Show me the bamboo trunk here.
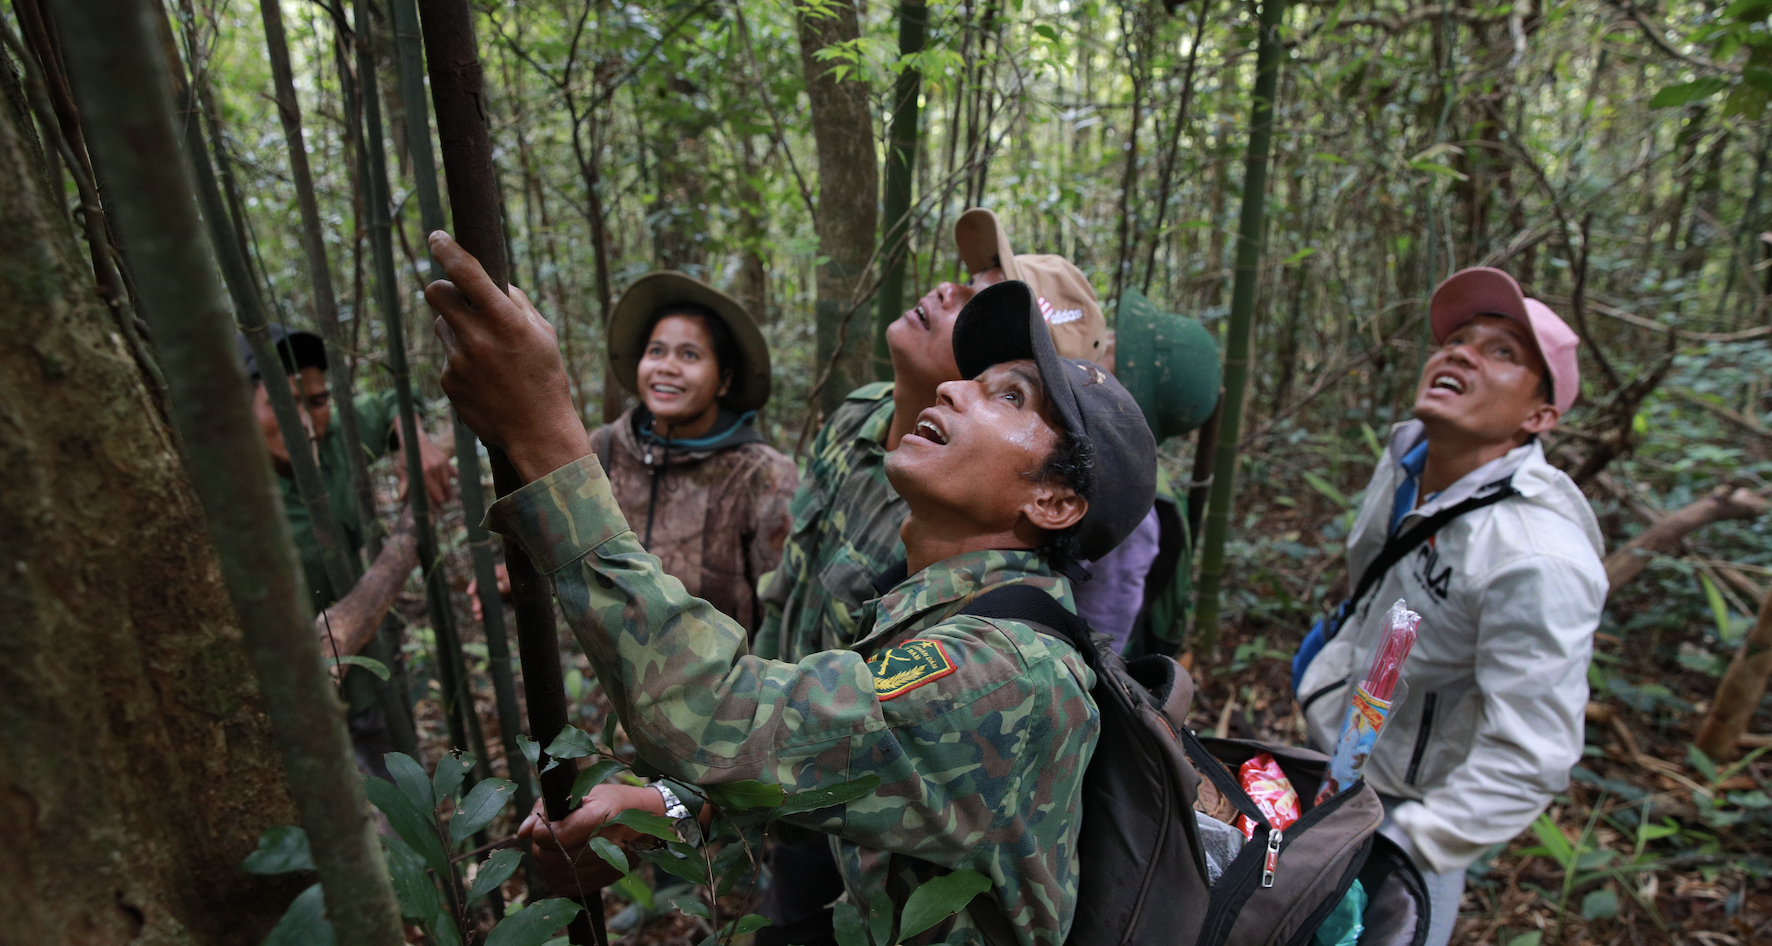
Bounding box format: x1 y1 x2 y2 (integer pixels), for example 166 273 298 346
415 0 600 940
1192 0 1289 650
354 0 487 770
390 0 535 817
872 0 927 381
48 0 405 940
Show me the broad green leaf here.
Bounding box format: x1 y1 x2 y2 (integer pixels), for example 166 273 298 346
1726 0 1772 22
1300 470 1350 507
1638 820 1680 843
1650 78 1729 109
703 779 785 811
243 825 313 874
774 774 882 818
730 914 773 935
1688 743 1720 785
1581 888 1618 920
1698 574 1734 641
669 896 712 920
607 808 678 840
832 901 869 946
261 883 335 946
589 836 631 874
868 888 893 946
1407 160 1469 181
364 775 449 874
485 898 584 946
638 845 709 885
1280 246 1317 266
1360 422 1383 461
1504 933 1542 946
1529 813 1575 869
450 778 517 844
385 752 435 814
1728 789 1771 808
601 709 622 752
569 759 626 804
516 733 542 770
383 833 442 920
1033 24 1059 41
432 752 476 803
432 909 463 946
613 873 653 909
328 654 390 680
1576 848 1617 870
466 848 525 904
898 869 992 940
545 725 597 761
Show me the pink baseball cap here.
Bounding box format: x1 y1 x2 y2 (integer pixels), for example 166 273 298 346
1429 267 1581 413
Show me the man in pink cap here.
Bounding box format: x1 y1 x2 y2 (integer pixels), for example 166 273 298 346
1294 267 1606 946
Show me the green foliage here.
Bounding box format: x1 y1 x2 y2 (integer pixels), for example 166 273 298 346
242 825 313 875
484 899 584 946
261 884 335 946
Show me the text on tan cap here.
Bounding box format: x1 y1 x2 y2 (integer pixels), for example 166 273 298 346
953 207 1107 363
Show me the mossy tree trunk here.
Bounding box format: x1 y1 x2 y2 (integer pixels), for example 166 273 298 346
0 64 301 946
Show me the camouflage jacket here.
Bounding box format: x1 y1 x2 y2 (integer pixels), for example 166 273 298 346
589 406 798 634
487 456 1100 946
753 382 907 662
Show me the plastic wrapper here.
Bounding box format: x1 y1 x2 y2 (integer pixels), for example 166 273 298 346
1311 879 1367 946
1315 599 1421 804
1194 810 1244 885
1233 752 1302 841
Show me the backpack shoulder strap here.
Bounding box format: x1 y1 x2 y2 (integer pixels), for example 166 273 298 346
958 583 1097 671
1341 480 1518 625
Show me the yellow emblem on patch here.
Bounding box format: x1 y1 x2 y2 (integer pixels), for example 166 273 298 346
867 639 957 701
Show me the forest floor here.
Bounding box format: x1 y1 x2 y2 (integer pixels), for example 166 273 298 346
387 450 1771 946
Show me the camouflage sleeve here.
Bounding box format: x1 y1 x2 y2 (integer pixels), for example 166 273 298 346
753 429 831 660
745 449 799 615
352 389 402 460
485 456 1095 933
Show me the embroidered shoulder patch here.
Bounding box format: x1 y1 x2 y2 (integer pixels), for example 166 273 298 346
867 639 957 700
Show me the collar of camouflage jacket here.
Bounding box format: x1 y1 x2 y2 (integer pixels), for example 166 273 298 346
853 548 1075 652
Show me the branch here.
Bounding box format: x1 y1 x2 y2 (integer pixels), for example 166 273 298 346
1603 486 1769 596
1605 0 1740 75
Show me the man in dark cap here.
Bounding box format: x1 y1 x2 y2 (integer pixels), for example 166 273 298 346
242 325 454 773
422 231 1156 945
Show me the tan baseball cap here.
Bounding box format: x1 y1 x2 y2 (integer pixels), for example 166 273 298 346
954 207 1106 363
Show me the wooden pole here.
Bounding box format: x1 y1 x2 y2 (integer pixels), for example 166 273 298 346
871 0 926 381
415 1 600 940
48 0 405 940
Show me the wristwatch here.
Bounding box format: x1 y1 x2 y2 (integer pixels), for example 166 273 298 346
652 781 691 821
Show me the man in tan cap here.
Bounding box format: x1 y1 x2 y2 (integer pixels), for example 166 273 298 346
748 207 1105 945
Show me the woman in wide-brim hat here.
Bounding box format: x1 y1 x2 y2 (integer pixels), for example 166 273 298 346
589 271 797 633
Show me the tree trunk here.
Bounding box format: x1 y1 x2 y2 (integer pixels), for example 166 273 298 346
797 0 878 416
37 0 408 940
0 68 303 946
1696 588 1772 762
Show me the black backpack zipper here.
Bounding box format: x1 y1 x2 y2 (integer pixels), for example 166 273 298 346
1404 692 1439 785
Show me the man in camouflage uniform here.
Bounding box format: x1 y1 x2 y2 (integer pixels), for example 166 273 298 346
754 207 1110 664
424 232 1155 944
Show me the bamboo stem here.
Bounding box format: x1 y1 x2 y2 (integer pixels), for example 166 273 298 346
354 0 487 771
391 0 536 816
415 0 599 940
1192 0 1289 651
871 0 926 381
48 0 405 940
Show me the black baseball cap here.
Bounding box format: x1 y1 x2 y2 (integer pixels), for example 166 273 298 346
237 324 327 381
952 280 1158 562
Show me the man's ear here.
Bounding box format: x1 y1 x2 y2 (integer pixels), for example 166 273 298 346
1520 401 1561 437
717 371 734 399
1022 482 1087 534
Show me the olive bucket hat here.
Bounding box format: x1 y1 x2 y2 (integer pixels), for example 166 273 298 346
607 271 772 412
1115 288 1222 441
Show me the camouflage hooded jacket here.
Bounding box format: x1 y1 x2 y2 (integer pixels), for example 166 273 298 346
487 455 1100 946
589 405 797 633
753 382 907 662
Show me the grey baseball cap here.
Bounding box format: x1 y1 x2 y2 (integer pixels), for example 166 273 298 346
952 280 1158 561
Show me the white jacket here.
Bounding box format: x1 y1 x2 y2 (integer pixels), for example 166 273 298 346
1299 421 1607 874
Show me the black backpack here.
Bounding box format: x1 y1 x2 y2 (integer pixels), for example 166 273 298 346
958 585 1429 946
